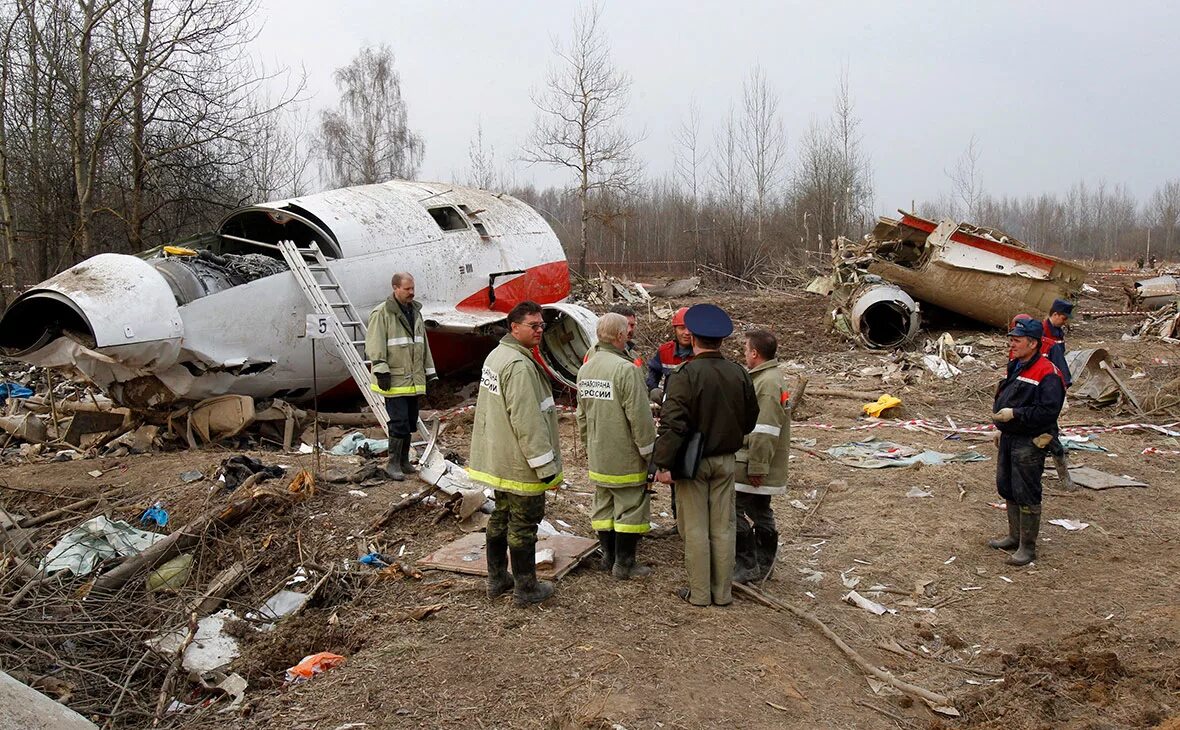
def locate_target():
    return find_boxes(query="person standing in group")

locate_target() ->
[365,272,436,481]
[468,301,563,606]
[577,313,658,579]
[645,306,693,397]
[733,329,791,584]
[1040,299,1076,489]
[989,318,1065,566]
[652,304,758,607]
[608,303,645,367]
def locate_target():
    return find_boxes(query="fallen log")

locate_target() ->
[194,560,258,617]
[307,410,380,427]
[17,488,125,529]
[92,482,307,594]
[733,582,953,711]
[368,484,438,533]
[808,387,886,401]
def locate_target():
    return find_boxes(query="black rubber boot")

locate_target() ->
[485,534,513,599]
[597,531,615,572]
[384,438,405,481]
[401,436,417,475]
[1007,506,1041,566]
[612,533,652,580]
[754,528,779,580]
[988,503,1020,550]
[733,530,758,583]
[510,546,555,606]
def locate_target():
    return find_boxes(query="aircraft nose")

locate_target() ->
[0,253,184,365]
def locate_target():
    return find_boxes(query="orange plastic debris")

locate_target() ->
[284,652,345,682]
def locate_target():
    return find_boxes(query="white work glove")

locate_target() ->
[993,408,1015,423]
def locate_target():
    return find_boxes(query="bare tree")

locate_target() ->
[318,44,424,188]
[1148,179,1180,258]
[522,3,639,275]
[674,98,707,254]
[466,121,498,190]
[739,64,786,247]
[948,135,984,221]
[0,10,22,292]
[711,106,752,275]
[830,67,873,237]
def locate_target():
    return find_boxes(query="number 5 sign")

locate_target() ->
[305,313,331,339]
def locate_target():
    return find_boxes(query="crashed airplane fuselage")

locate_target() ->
[866,212,1086,329]
[0,181,596,407]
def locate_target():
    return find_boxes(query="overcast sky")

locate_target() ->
[255,1,1179,212]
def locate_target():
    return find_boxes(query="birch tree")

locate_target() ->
[523,3,639,275]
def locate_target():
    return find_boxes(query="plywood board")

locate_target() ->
[1068,466,1148,490]
[416,532,599,580]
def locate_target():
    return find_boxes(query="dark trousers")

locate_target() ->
[996,433,1046,506]
[487,491,546,550]
[384,396,419,438]
[736,493,776,535]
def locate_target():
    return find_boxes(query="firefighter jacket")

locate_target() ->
[653,351,759,468]
[365,298,435,397]
[1040,319,1072,387]
[645,340,693,390]
[468,336,563,495]
[576,342,657,488]
[735,359,791,496]
[993,353,1065,437]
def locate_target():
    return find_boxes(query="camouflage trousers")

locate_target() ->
[487,490,546,549]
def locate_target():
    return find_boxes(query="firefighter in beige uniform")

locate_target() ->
[365,272,436,481]
[468,301,563,606]
[576,313,658,580]
[733,329,790,583]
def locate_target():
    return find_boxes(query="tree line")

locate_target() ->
[1,1,1175,306]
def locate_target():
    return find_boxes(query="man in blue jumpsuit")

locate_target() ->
[988,318,1066,566]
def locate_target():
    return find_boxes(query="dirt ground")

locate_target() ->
[2,272,1179,729]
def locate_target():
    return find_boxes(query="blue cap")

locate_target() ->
[1051,299,1074,317]
[683,303,734,339]
[1008,318,1043,339]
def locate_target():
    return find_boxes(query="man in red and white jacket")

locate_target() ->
[989,318,1065,567]
[645,306,693,395]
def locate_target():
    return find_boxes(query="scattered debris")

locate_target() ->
[416,532,598,580]
[328,432,390,456]
[217,455,285,490]
[1068,466,1148,490]
[843,590,894,615]
[1049,519,1090,531]
[861,394,901,417]
[825,437,987,469]
[40,516,167,576]
[906,486,934,498]
[285,652,345,683]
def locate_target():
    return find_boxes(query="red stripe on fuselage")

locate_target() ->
[899,213,1060,271]
[456,260,571,313]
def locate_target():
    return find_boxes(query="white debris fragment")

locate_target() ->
[1000,576,1014,583]
[1049,518,1089,531]
[789,499,809,511]
[944,556,957,565]
[840,572,861,589]
[843,590,894,615]
[906,486,933,498]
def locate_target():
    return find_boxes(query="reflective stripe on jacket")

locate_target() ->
[645,340,693,390]
[735,359,791,495]
[1039,319,1072,387]
[468,336,563,495]
[365,298,435,396]
[576,342,657,489]
[994,353,1065,437]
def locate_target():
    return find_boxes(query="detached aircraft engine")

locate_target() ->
[0,180,597,407]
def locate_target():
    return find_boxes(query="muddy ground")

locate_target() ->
[2,273,1179,729]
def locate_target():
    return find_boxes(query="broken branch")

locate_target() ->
[368,483,438,533]
[733,582,953,709]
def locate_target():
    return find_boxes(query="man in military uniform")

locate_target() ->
[653,304,758,607]
[365,272,436,481]
[469,301,563,606]
[733,329,790,583]
[989,318,1065,566]
[577,313,658,580]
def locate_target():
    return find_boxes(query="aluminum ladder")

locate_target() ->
[277,239,389,430]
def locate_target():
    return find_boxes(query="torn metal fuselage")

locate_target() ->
[865,213,1086,328]
[819,212,1086,349]
[0,180,596,408]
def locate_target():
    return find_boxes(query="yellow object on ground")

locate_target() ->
[162,245,197,256]
[862,394,902,417]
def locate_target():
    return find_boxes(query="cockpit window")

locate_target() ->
[428,206,468,231]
